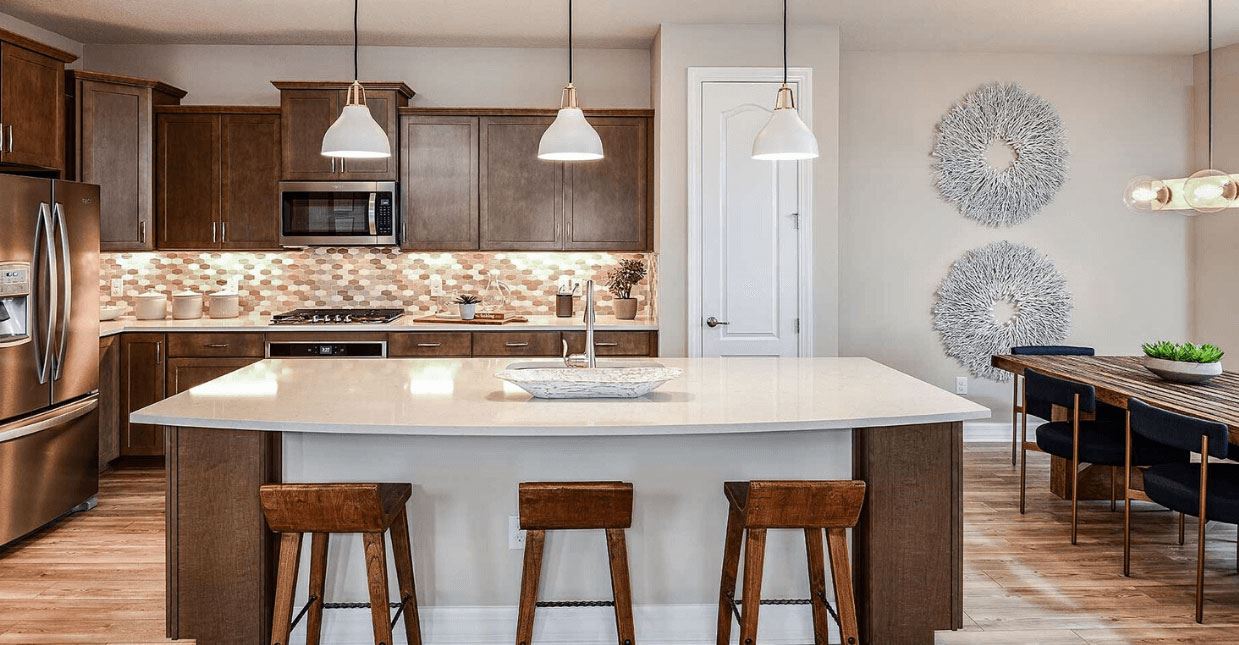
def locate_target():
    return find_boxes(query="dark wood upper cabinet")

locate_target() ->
[155,106,282,251]
[400,115,479,250]
[120,333,166,458]
[565,117,650,250]
[70,71,186,251]
[479,116,564,250]
[0,32,77,173]
[273,81,412,181]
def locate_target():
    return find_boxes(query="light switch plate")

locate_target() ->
[955,377,968,395]
[429,275,444,296]
[110,278,123,297]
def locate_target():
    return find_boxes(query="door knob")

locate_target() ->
[706,316,729,328]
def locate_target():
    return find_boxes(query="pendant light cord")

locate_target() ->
[568,0,574,84]
[1208,0,1214,169]
[353,0,360,81]
[782,0,788,85]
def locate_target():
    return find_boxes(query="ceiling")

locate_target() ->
[3,0,1236,55]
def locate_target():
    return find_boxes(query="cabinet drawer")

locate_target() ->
[167,333,265,358]
[472,332,562,357]
[563,331,654,357]
[388,332,471,357]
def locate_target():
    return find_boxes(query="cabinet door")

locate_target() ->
[565,117,650,250]
[280,89,338,179]
[157,113,220,249]
[401,115,479,250]
[120,333,166,457]
[168,358,261,395]
[221,114,281,249]
[471,331,562,357]
[479,116,564,250]
[80,81,154,251]
[0,42,64,171]
[337,90,399,180]
[388,332,472,357]
[98,335,121,470]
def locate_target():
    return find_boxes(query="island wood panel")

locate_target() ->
[400,114,480,250]
[852,421,963,644]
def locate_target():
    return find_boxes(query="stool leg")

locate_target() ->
[389,507,423,645]
[716,507,744,645]
[803,528,830,645]
[270,532,303,645]
[605,529,636,645]
[362,532,395,645]
[826,528,860,645]
[738,528,766,645]
[306,532,330,645]
[516,529,546,645]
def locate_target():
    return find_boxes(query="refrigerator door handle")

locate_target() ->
[0,396,97,445]
[32,203,57,385]
[52,202,71,381]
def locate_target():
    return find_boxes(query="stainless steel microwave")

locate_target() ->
[278,181,398,247]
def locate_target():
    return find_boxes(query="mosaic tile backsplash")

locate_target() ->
[100,249,657,318]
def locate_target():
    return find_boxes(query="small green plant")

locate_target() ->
[1142,341,1224,363]
[606,259,647,299]
[454,294,481,305]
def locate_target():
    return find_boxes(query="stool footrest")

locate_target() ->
[322,601,405,610]
[727,592,841,628]
[535,599,616,608]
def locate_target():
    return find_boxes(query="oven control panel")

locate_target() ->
[266,341,388,358]
[0,262,31,297]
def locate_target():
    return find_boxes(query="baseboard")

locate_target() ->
[963,421,1012,443]
[292,603,837,644]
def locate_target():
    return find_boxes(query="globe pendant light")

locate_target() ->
[1125,0,1234,213]
[538,0,603,161]
[752,0,819,161]
[321,0,390,159]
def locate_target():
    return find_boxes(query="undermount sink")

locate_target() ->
[496,364,682,399]
[504,360,665,370]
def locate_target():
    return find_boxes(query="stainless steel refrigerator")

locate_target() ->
[0,175,100,546]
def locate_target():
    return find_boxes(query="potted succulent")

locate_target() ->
[606,259,647,320]
[1141,341,1225,384]
[455,294,481,320]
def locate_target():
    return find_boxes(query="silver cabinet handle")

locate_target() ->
[594,342,619,347]
[706,316,729,328]
[505,342,529,347]
[331,157,336,173]
[156,341,163,365]
[6,125,11,153]
[52,203,71,380]
[220,220,227,242]
[138,220,147,244]
[211,222,217,243]
[203,343,230,349]
[415,343,442,348]
[0,122,5,154]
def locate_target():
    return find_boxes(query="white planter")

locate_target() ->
[458,303,477,320]
[1143,356,1223,384]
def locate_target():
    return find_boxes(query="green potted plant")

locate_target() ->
[454,294,481,320]
[606,259,647,320]
[1141,341,1225,384]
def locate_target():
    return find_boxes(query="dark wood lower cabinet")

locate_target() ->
[562,331,656,357]
[388,331,472,357]
[167,358,262,395]
[120,333,166,457]
[471,331,562,357]
[97,335,121,471]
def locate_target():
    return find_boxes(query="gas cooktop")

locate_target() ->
[270,308,404,325]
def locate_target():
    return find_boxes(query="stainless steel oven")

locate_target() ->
[279,181,398,246]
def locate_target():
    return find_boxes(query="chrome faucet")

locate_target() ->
[563,279,598,368]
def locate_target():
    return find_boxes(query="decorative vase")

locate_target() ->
[458,303,477,320]
[1142,356,1223,384]
[613,298,638,320]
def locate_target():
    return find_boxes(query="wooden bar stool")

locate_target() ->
[716,480,866,645]
[259,483,422,645]
[516,481,635,645]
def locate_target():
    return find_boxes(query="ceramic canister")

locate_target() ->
[172,292,204,320]
[133,292,168,320]
[207,291,241,319]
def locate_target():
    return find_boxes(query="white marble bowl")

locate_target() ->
[495,366,683,399]
[100,305,126,321]
[1143,357,1223,384]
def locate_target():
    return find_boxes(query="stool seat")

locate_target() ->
[725,480,866,529]
[260,482,411,533]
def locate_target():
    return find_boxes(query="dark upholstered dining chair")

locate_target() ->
[1019,370,1186,545]
[1125,398,1239,623]
[1009,346,1096,466]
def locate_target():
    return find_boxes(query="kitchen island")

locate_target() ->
[133,357,988,644]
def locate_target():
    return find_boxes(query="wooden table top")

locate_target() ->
[991,355,1239,441]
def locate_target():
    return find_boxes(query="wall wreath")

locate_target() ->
[932,241,1072,381]
[932,82,1068,227]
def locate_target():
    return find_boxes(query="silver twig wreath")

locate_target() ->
[932,82,1068,227]
[932,241,1072,381]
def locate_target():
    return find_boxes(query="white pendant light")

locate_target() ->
[538,0,603,161]
[321,0,390,159]
[752,0,819,161]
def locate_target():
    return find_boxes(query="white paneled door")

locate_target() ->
[693,74,807,357]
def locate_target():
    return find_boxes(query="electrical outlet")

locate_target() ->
[955,377,968,395]
[110,279,123,297]
[429,275,444,296]
[508,515,525,550]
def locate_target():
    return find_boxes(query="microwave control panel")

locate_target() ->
[376,195,394,235]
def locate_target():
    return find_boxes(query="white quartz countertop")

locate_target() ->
[131,357,990,436]
[99,314,657,337]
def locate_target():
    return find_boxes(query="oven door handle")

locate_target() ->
[367,193,378,236]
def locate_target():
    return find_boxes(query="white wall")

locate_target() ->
[0,10,83,64]
[839,51,1194,417]
[83,43,650,107]
[653,24,841,357]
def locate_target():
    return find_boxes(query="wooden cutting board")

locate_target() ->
[412,314,529,325]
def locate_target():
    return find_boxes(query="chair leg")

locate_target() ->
[605,529,636,645]
[362,532,395,645]
[270,532,302,645]
[1109,466,1117,512]
[803,529,830,645]
[516,529,546,645]
[1019,409,1028,514]
[1011,376,1019,467]
[716,508,744,645]
[1071,413,1080,545]
[1180,512,1186,546]
[738,529,767,645]
[389,507,423,645]
[825,527,860,645]
[1123,417,1132,577]
[306,532,329,645]
[1196,443,1209,624]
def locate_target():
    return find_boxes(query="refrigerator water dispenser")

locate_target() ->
[0,262,31,344]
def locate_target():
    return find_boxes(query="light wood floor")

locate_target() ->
[940,443,1239,644]
[3,448,1239,644]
